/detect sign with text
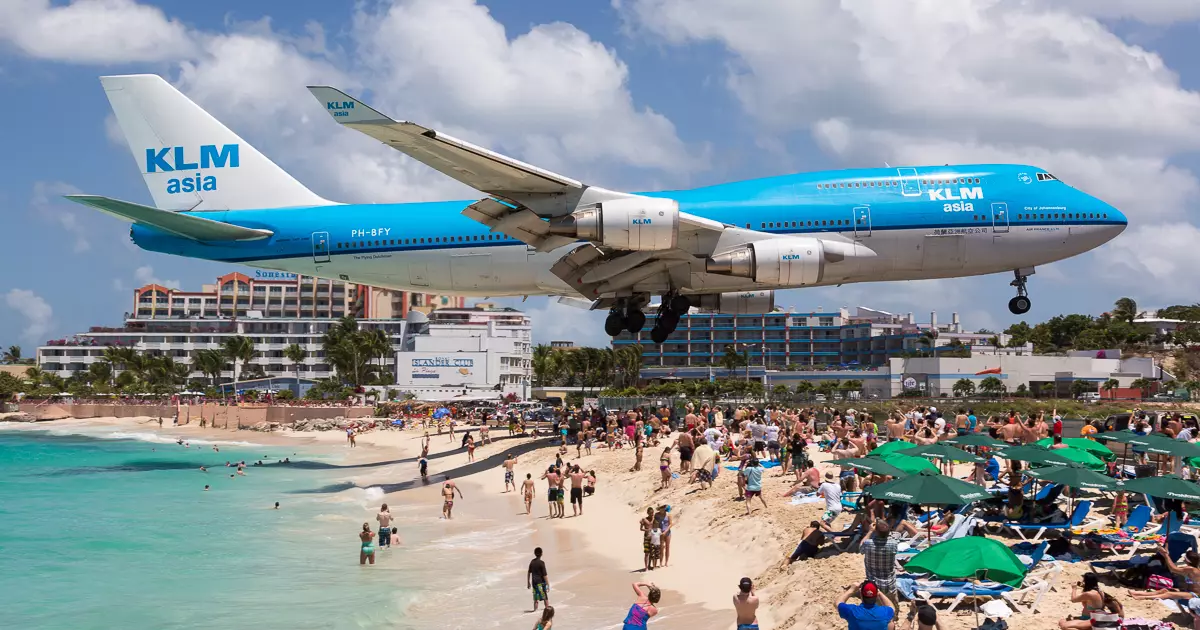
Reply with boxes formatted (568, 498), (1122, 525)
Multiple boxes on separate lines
(396, 352), (488, 386)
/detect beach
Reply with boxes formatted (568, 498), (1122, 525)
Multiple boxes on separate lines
(6, 413), (1197, 630)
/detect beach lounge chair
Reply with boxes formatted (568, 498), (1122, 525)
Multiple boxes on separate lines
(1089, 530), (1197, 575)
(1007, 500), (1092, 542)
(896, 575), (1052, 614)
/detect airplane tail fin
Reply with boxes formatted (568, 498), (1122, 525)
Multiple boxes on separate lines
(99, 74), (333, 211)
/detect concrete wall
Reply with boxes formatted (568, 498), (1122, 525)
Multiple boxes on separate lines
(887, 355), (1159, 397)
(17, 403), (375, 426)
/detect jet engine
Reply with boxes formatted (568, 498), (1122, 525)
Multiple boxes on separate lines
(547, 197), (679, 251)
(695, 290), (776, 314)
(705, 238), (826, 285)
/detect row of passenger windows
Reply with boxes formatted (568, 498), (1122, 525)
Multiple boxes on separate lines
(336, 234), (513, 249)
(817, 177), (981, 189)
(753, 210), (1110, 231)
(756, 219), (857, 229)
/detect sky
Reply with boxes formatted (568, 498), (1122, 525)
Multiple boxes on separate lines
(4, 0), (1200, 352)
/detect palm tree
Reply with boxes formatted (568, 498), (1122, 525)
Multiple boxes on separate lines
(1130, 377), (1153, 399)
(979, 376), (1005, 397)
(1101, 378), (1120, 399)
(794, 381), (815, 401)
(952, 378), (975, 397)
(1112, 297), (1139, 324)
(3, 345), (21, 364)
(193, 349), (226, 389)
(222, 336), (256, 393)
(87, 362), (113, 391)
(24, 366), (45, 387)
(284, 343), (306, 380)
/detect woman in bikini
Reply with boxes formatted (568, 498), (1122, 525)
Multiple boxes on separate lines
(1059, 573), (1122, 629)
(532, 606), (554, 630)
(659, 447), (672, 490)
(359, 522), (376, 566)
(1130, 547), (1200, 602)
(622, 582), (660, 630)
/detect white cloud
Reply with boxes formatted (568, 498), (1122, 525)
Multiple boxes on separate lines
(1097, 222), (1200, 301)
(1045, 0), (1200, 25)
(30, 181), (90, 253)
(0, 0), (195, 63)
(133, 265), (180, 289)
(4, 289), (53, 342)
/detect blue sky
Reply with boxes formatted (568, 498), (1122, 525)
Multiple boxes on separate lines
(4, 0), (1200, 351)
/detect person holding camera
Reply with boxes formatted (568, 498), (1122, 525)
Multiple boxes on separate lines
(837, 580), (896, 630)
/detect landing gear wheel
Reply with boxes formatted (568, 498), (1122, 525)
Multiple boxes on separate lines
(650, 327), (669, 344)
(604, 311), (627, 337)
(1008, 296), (1031, 315)
(658, 312), (680, 334)
(670, 295), (692, 313)
(625, 308), (646, 334)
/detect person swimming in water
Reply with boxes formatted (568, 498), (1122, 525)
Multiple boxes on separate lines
(359, 523), (376, 565)
(622, 582), (660, 629)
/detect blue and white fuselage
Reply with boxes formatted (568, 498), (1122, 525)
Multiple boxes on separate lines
(131, 165), (1124, 296)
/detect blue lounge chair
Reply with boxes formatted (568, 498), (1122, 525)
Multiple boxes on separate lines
(1007, 500), (1092, 542)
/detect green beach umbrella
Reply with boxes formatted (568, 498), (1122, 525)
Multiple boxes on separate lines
(1093, 431), (1153, 447)
(1025, 464), (1117, 491)
(828, 456), (909, 477)
(1035, 437), (1115, 462)
(1136, 434), (1200, 458)
(1120, 474), (1200, 502)
(865, 469), (991, 506)
(870, 441), (919, 457)
(897, 442), (984, 463)
(905, 536), (1028, 587)
(998, 444), (1106, 471)
(945, 433), (1006, 449)
(875, 453), (940, 475)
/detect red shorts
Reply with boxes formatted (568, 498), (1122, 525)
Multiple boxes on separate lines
(746, 490), (761, 498)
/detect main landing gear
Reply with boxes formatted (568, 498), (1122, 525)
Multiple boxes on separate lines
(1008, 269), (1032, 315)
(649, 294), (691, 344)
(604, 301), (647, 337)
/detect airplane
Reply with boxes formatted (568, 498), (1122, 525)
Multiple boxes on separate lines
(68, 75), (1127, 344)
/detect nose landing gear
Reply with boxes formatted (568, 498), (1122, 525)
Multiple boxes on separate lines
(1008, 269), (1033, 315)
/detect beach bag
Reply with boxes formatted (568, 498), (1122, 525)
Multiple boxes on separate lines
(1146, 574), (1173, 590)
(1116, 564), (1149, 588)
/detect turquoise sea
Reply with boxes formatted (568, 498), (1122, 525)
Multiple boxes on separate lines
(0, 427), (418, 630)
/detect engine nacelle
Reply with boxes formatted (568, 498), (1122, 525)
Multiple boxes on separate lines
(695, 290), (776, 314)
(547, 197), (679, 251)
(705, 238), (824, 286)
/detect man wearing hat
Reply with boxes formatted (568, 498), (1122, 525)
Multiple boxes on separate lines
(733, 577), (759, 630)
(836, 580), (895, 630)
(817, 470), (843, 526)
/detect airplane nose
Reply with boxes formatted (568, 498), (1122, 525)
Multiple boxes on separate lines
(1103, 203), (1128, 239)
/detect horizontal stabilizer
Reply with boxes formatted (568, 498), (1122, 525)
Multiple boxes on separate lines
(65, 195), (273, 242)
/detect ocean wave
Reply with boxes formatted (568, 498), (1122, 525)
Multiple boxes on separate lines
(426, 522), (533, 551)
(0, 424), (264, 448)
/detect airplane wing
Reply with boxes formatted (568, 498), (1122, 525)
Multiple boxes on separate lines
(66, 195), (273, 242)
(307, 86), (581, 198)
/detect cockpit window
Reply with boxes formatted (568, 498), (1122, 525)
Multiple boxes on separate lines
(1036, 173), (1058, 181)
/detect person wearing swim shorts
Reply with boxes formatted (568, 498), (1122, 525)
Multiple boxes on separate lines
(733, 577), (760, 630)
(442, 477), (464, 519)
(359, 522), (376, 565)
(569, 465), (586, 516)
(376, 503), (393, 549)
(527, 546), (551, 611)
(503, 453), (518, 492)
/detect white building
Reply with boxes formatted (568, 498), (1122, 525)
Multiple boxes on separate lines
(394, 306), (532, 401)
(37, 316), (407, 382)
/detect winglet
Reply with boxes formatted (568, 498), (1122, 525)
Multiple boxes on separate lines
(306, 86), (394, 124)
(66, 195), (273, 242)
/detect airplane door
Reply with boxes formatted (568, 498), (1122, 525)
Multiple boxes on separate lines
(450, 254), (495, 290)
(311, 232), (330, 264)
(897, 167), (922, 197)
(990, 202), (1010, 234)
(853, 206), (872, 237)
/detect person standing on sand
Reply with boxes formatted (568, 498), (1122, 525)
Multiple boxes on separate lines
(656, 506), (673, 567)
(376, 504), (394, 549)
(621, 582), (660, 630)
(527, 546), (551, 611)
(630, 438), (644, 472)
(418, 456), (428, 481)
(569, 465), (586, 517)
(733, 577), (760, 630)
(659, 447), (672, 490)
(640, 508), (655, 572)
(442, 477), (464, 519)
(466, 435), (476, 462)
(554, 467), (566, 518)
(522, 473), (536, 514)
(743, 456), (767, 516)
(837, 581), (895, 630)
(503, 454), (519, 492)
(359, 523), (376, 565)
(541, 466), (561, 518)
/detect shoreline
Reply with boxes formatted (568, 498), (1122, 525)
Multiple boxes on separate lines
(3, 416), (748, 628)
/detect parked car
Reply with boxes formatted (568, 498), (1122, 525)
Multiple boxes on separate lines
(1077, 392), (1101, 402)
